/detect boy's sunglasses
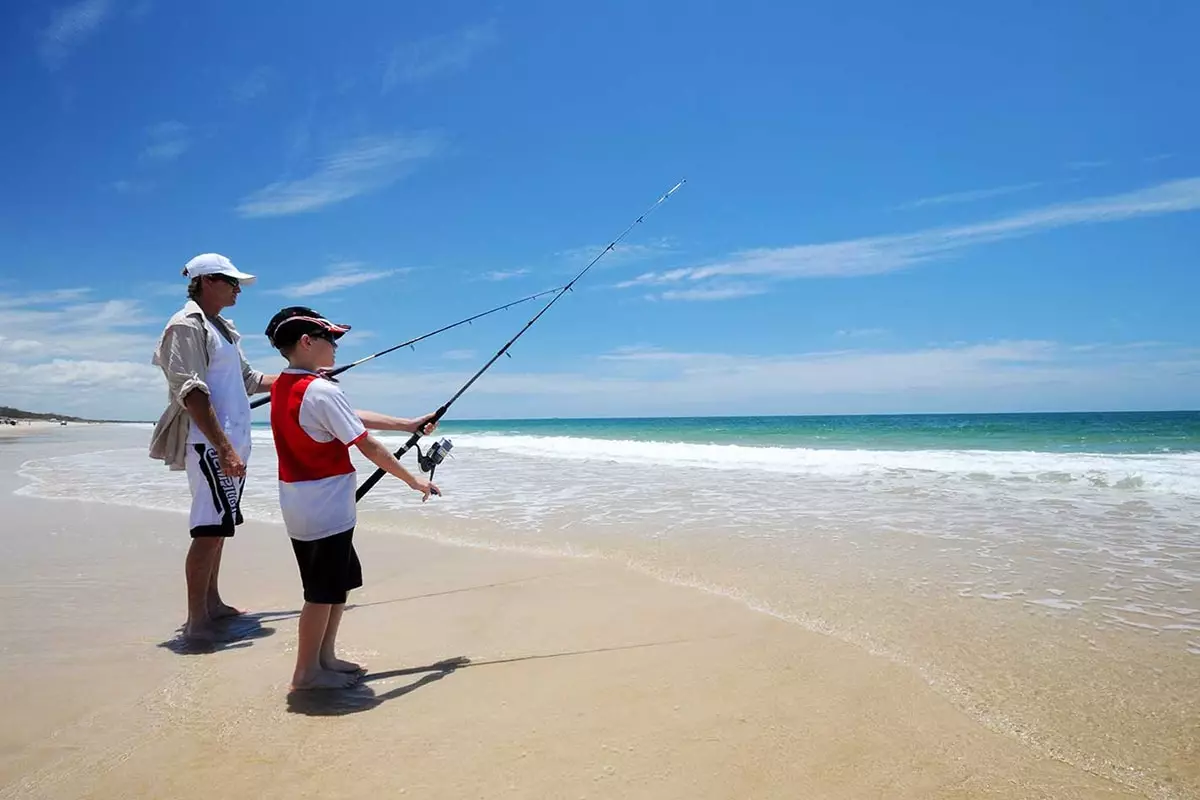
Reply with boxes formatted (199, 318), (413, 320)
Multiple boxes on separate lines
(306, 330), (338, 347)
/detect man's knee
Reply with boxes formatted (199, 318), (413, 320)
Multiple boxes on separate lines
(188, 537), (223, 556)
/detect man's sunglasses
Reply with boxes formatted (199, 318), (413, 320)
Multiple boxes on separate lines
(205, 274), (240, 288)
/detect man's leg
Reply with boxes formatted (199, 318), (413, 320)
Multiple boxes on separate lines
(319, 602), (362, 673)
(184, 538), (223, 640)
(292, 602), (358, 690)
(206, 539), (243, 619)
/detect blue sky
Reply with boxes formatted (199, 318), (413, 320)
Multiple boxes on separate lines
(1, 0), (1198, 420)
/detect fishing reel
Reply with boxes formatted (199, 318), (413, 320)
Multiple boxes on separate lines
(416, 437), (454, 479)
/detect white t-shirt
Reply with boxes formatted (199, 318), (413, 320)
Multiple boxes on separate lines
(188, 316), (252, 457)
(277, 370), (368, 541)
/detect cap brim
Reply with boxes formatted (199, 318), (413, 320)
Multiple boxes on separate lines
(325, 322), (351, 339)
(228, 269), (256, 285)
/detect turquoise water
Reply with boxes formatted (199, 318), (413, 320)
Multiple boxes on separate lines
(258, 410), (1200, 454)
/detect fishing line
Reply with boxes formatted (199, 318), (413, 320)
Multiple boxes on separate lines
(249, 287), (562, 410)
(356, 178), (687, 502)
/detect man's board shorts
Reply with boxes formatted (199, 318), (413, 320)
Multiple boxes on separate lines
(185, 443), (246, 537)
(290, 527), (363, 604)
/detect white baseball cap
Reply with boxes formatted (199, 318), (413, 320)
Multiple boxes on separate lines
(182, 253), (257, 285)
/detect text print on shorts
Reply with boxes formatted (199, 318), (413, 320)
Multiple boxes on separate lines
(189, 443), (245, 536)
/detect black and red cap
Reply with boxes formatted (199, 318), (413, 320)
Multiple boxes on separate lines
(265, 306), (351, 349)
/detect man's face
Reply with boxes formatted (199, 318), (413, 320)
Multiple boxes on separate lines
(203, 274), (241, 308)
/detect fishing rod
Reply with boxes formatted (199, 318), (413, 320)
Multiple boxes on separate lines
(249, 286), (562, 409)
(356, 178), (687, 502)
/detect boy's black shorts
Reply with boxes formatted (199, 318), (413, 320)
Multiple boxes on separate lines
(290, 528), (363, 605)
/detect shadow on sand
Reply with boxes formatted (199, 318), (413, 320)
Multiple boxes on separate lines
(285, 637), (702, 717)
(156, 612), (286, 655)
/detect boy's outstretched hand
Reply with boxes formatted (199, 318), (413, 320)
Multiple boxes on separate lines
(412, 477), (440, 502)
(416, 412), (439, 436)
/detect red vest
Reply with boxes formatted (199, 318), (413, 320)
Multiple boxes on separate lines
(270, 372), (356, 483)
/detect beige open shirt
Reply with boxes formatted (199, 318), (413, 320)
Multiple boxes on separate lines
(148, 300), (267, 470)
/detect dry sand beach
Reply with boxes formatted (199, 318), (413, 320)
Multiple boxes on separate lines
(0, 425), (1191, 799)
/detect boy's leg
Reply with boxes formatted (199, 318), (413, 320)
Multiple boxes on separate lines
(319, 603), (363, 673)
(292, 602), (358, 690)
(289, 530), (363, 690)
(316, 528), (364, 673)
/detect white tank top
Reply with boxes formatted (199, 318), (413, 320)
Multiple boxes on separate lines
(187, 316), (252, 456)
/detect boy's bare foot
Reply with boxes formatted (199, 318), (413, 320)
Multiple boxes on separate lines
(209, 602), (244, 620)
(321, 656), (364, 673)
(291, 669), (360, 691)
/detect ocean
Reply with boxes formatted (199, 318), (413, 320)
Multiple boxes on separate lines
(15, 411), (1200, 798)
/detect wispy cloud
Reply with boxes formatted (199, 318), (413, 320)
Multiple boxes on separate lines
(270, 262), (403, 298)
(0, 287), (92, 308)
(231, 66), (274, 104)
(1067, 160), (1111, 171)
(557, 239), (675, 270)
(621, 177), (1200, 299)
(656, 284), (766, 302)
(112, 178), (154, 195)
(236, 132), (441, 218)
(442, 349), (477, 360)
(897, 181), (1043, 210)
(140, 121), (190, 162)
(836, 328), (888, 338)
(382, 21), (498, 92)
(0, 292), (158, 364)
(140, 281), (189, 298)
(346, 340), (1200, 417)
(482, 269), (530, 282)
(39, 0), (112, 69)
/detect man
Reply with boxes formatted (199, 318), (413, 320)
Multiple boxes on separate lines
(149, 253), (278, 642)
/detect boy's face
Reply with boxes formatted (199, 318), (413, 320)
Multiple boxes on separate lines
(306, 331), (338, 368)
(287, 331), (338, 370)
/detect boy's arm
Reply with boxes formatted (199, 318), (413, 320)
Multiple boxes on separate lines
(355, 409), (438, 435)
(354, 434), (439, 501)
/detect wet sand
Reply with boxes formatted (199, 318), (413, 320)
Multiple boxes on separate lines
(0, 431), (1152, 799)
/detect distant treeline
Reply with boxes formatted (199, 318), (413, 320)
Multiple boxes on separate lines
(0, 405), (89, 421)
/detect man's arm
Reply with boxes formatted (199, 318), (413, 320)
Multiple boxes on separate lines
(236, 336), (277, 396)
(242, 361), (277, 396)
(354, 434), (439, 500)
(183, 390), (236, 458)
(355, 409), (437, 434)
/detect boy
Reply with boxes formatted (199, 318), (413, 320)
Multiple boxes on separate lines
(265, 306), (440, 691)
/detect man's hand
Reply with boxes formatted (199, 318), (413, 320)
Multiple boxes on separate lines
(409, 477), (440, 502)
(218, 445), (246, 478)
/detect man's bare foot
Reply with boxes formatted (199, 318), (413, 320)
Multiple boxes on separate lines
(291, 669), (360, 691)
(320, 655), (364, 673)
(209, 602), (244, 620)
(182, 621), (218, 642)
